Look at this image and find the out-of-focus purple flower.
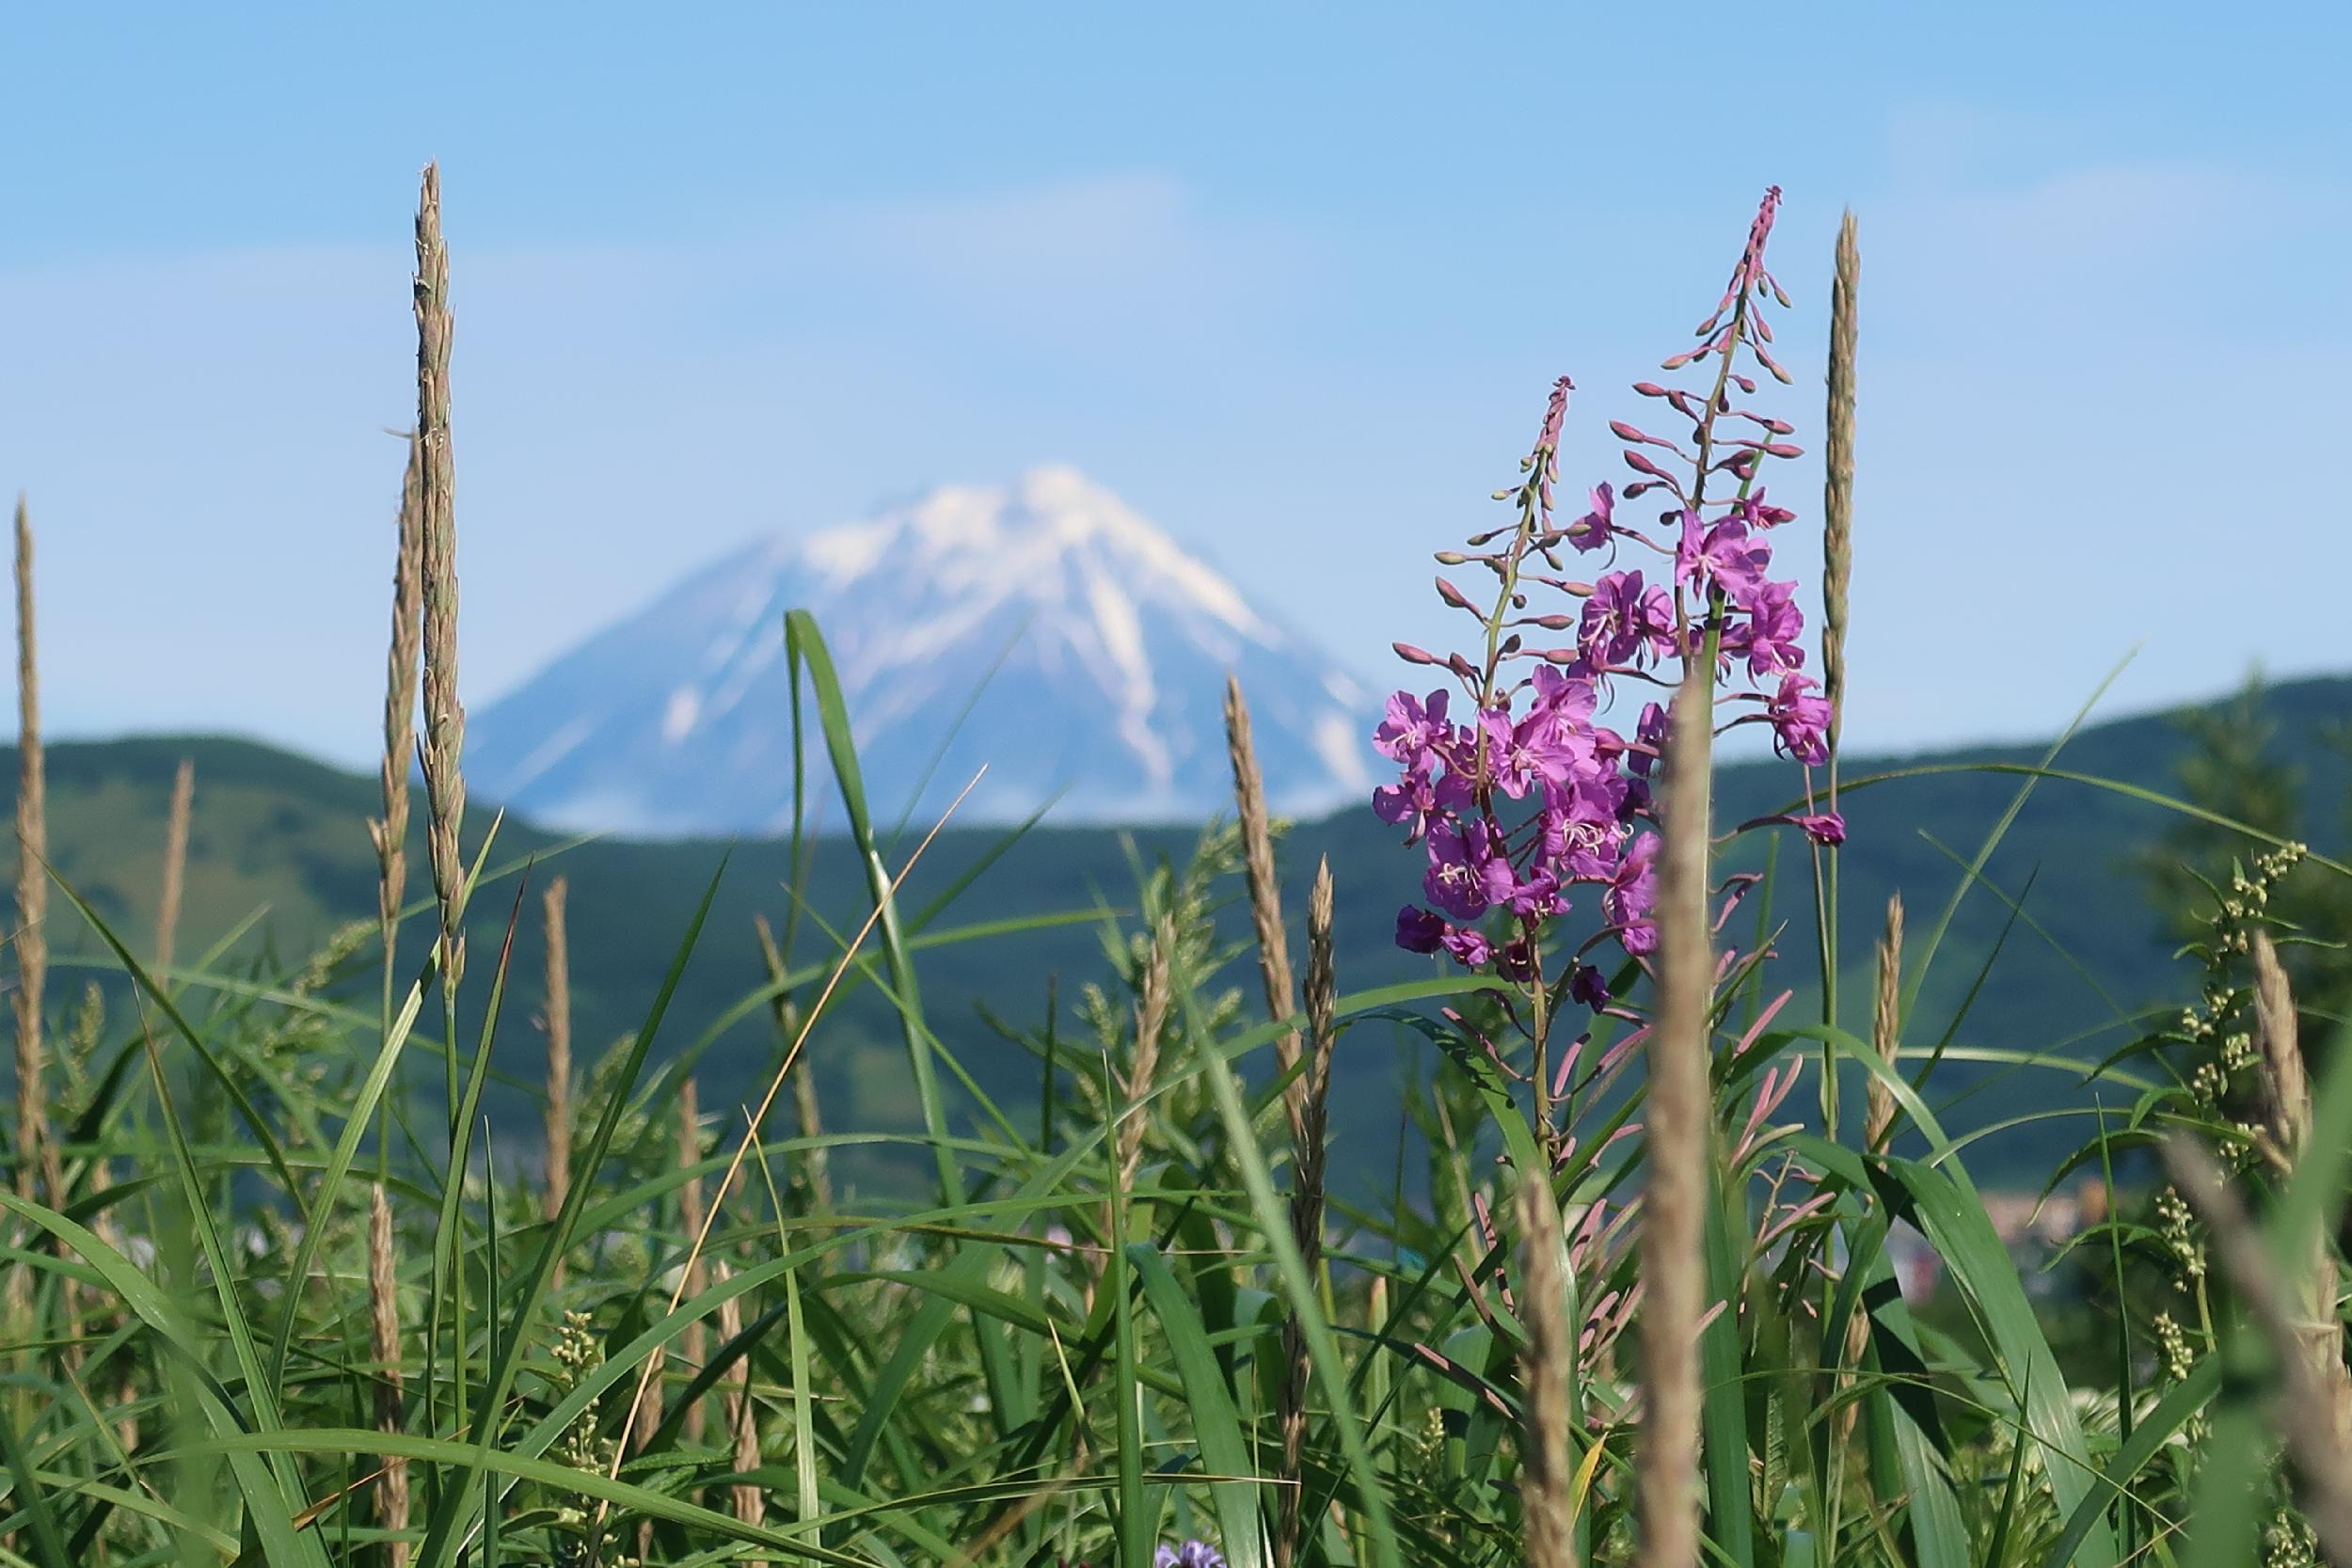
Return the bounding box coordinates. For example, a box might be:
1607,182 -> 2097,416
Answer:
1628,701 -> 1669,779
1155,1544 -> 1228,1568
1570,483 -> 1616,553
1396,905 -> 1447,954
1425,818 -> 1517,920
1375,689 -> 1455,770
1440,924 -> 1495,968
1766,673 -> 1833,766
1579,570 -> 1677,669
1675,511 -> 1772,604
1603,832 -> 1661,955
1792,812 -> 1846,846
1569,962 -> 1611,1009
1723,577 -> 1805,679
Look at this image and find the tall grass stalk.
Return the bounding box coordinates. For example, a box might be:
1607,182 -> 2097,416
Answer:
370,434 -> 424,1026
1112,917 -> 1174,1238
677,1076 -> 708,1447
369,1181 -> 411,1568
1226,675 -> 1302,1102
154,756 -> 194,976
1276,859 -> 1338,1568
1638,681 -> 1713,1568
542,875 -> 572,1229
1519,1174 -> 1578,1568
755,911 -> 833,1211
11,495 -> 52,1220
714,1258 -> 765,1557
413,164 -> 467,1118
1815,209 -> 1859,1082
2249,932 -> 2352,1448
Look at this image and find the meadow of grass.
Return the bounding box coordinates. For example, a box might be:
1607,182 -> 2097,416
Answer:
4,168 -> 2351,1568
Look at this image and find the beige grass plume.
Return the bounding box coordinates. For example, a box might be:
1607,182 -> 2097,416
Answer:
1225,676 -> 1303,1122
1863,895 -> 1903,1154
2249,931 -> 2352,1449
1822,210 -> 1859,764
543,877 -> 572,1226
1276,859 -> 1339,1568
369,435 -> 424,973
1118,917 -> 1175,1200
714,1259 -> 766,1558
13,497 -> 55,1215
678,1077 -> 709,1447
413,165 -> 467,1014
154,757 -> 195,979
369,1182 -> 411,1568
1637,681 -> 1713,1568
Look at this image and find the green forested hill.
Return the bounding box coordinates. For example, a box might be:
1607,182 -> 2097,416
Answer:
8,673 -> 2347,1191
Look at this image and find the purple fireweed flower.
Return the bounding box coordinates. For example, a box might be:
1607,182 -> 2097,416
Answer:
1570,483 -> 1616,553
1508,865 -> 1568,919
1155,1544 -> 1228,1568
1603,832 -> 1661,955
1375,689 -> 1455,770
1529,663 -> 1598,729
1740,487 -> 1796,529
1569,962 -> 1612,1009
1675,511 -> 1772,605
1396,904 -> 1447,954
1722,577 -> 1806,680
1579,570 -> 1677,669
1373,766 -> 1468,845
1540,766 -> 1630,879
1766,673 -> 1832,766
1478,669 -> 1598,797
1424,818 -> 1517,920
1440,924 -> 1495,968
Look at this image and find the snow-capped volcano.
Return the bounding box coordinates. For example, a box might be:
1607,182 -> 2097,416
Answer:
469,467 -> 1377,834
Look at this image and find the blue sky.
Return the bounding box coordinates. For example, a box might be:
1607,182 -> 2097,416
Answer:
4,3 -> 2345,768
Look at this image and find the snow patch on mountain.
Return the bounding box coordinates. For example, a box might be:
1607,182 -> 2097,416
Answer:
470,467 -> 1379,834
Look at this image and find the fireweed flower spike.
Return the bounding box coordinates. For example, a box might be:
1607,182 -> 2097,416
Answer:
1372,185 -> 1840,1135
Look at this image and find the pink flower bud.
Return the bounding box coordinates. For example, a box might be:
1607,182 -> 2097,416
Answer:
1436,577 -> 1481,611
1392,641 -> 1439,665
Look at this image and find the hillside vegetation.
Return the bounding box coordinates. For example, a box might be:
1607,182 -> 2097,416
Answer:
12,673 -> 2348,1188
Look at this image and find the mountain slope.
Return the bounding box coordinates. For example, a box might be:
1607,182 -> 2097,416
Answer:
470,466 -> 1375,833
